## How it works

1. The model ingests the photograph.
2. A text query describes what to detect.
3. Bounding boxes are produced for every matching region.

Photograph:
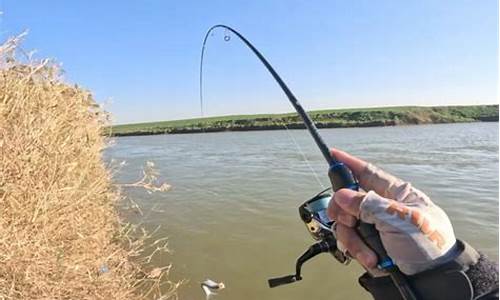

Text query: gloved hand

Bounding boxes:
[327,149,457,276]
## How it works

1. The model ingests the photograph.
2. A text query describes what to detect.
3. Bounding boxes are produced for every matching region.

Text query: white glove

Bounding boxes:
[328,149,457,275]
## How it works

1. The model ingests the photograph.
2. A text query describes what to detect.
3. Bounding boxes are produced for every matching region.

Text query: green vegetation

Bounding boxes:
[109,105,498,137]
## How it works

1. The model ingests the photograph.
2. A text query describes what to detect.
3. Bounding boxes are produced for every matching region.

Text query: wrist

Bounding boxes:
[358,240,498,300]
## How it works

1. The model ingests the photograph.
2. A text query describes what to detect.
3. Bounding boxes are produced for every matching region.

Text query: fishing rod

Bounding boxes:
[200,24,418,300]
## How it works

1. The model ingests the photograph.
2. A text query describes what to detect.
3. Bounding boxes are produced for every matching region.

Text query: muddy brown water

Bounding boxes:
[106,122,498,300]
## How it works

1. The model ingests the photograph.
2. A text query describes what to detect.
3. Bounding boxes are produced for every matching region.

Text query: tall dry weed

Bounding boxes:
[0,34,178,299]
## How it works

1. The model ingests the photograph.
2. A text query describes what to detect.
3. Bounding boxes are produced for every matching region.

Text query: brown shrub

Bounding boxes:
[0,34,178,299]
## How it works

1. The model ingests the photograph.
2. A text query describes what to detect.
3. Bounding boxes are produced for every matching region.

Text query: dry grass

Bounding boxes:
[0,34,179,299]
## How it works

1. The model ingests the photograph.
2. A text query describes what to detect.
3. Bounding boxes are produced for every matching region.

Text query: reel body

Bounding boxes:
[299,189,350,264]
[268,189,350,288]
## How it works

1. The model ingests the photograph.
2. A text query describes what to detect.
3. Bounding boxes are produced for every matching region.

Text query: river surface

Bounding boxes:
[105,122,498,300]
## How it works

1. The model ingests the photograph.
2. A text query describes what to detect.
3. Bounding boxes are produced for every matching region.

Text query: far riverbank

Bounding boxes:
[109,105,498,137]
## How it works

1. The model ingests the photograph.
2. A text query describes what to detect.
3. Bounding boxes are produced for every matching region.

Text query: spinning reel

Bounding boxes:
[268,188,350,288]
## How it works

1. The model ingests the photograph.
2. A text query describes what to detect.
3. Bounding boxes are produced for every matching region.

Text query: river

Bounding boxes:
[105,122,498,300]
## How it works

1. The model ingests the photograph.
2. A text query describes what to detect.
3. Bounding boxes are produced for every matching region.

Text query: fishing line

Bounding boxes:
[280,122,326,189]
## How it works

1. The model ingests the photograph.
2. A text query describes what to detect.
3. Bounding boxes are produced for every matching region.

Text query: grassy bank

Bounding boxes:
[111,105,498,136]
[0,35,176,299]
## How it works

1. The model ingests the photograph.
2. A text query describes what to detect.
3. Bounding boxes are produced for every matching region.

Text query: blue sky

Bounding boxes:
[2,1,498,124]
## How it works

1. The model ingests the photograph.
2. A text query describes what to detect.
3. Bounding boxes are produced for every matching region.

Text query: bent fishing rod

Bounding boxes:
[200,24,418,300]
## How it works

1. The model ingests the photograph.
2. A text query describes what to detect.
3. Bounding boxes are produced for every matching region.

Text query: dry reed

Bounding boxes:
[0,34,178,299]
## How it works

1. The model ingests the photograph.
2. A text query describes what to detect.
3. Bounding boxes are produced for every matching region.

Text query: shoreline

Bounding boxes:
[111,119,498,137]
[109,105,499,137]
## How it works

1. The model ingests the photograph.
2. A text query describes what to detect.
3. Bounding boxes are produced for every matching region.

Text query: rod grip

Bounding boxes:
[328,162,394,270]
[328,162,359,191]
[357,222,394,269]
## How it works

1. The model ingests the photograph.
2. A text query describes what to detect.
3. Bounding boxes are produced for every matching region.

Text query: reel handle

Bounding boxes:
[328,162,394,270]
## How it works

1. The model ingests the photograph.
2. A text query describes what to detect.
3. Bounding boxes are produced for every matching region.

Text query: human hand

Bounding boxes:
[327,149,457,275]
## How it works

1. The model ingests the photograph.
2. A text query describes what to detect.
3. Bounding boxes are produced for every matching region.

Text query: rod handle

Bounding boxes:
[357,222,394,269]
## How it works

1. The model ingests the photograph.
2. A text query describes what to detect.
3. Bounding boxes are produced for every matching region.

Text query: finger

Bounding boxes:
[335,223,377,268]
[331,148,411,201]
[330,148,367,176]
[337,212,357,228]
[333,188,366,218]
[328,195,357,227]
[327,197,340,221]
